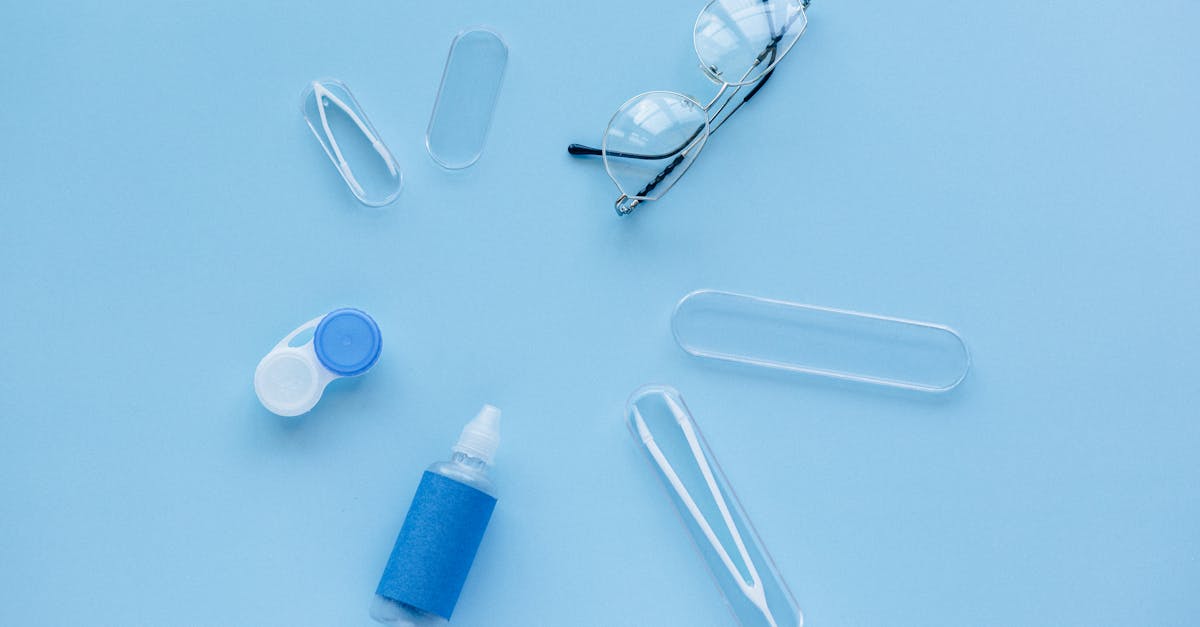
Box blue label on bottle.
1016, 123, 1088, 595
376, 471, 497, 619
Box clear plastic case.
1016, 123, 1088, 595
426, 28, 508, 169
627, 385, 802, 627
302, 79, 403, 206
672, 290, 970, 392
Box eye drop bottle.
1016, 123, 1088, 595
370, 405, 501, 626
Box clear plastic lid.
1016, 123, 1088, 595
672, 290, 970, 392
426, 28, 508, 170
302, 79, 403, 206
627, 385, 802, 627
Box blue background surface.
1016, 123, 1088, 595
1, 1, 1197, 625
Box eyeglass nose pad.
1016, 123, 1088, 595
700, 62, 724, 84
615, 195, 641, 216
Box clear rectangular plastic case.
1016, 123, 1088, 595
302, 79, 403, 206
672, 290, 970, 392
426, 29, 508, 170
627, 385, 803, 627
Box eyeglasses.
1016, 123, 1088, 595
568, 0, 811, 216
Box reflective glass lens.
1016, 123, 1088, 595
694, 0, 808, 85
602, 91, 709, 204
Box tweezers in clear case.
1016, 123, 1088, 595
627, 385, 802, 627
672, 290, 971, 392
302, 79, 403, 206
426, 28, 508, 169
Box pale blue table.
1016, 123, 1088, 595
1, 1, 1197, 625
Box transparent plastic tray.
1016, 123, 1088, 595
426, 28, 508, 169
627, 385, 802, 627
672, 290, 970, 392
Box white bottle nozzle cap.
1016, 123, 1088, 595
453, 404, 501, 464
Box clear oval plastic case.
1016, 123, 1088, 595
672, 290, 971, 392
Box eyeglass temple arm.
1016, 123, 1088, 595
566, 69, 776, 160
568, 120, 707, 160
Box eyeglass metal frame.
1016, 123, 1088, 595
568, 0, 812, 216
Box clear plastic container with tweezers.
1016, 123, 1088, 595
302, 79, 403, 206
627, 385, 802, 627
672, 290, 971, 392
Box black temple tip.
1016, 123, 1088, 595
568, 143, 602, 156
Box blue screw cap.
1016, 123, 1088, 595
314, 308, 382, 376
